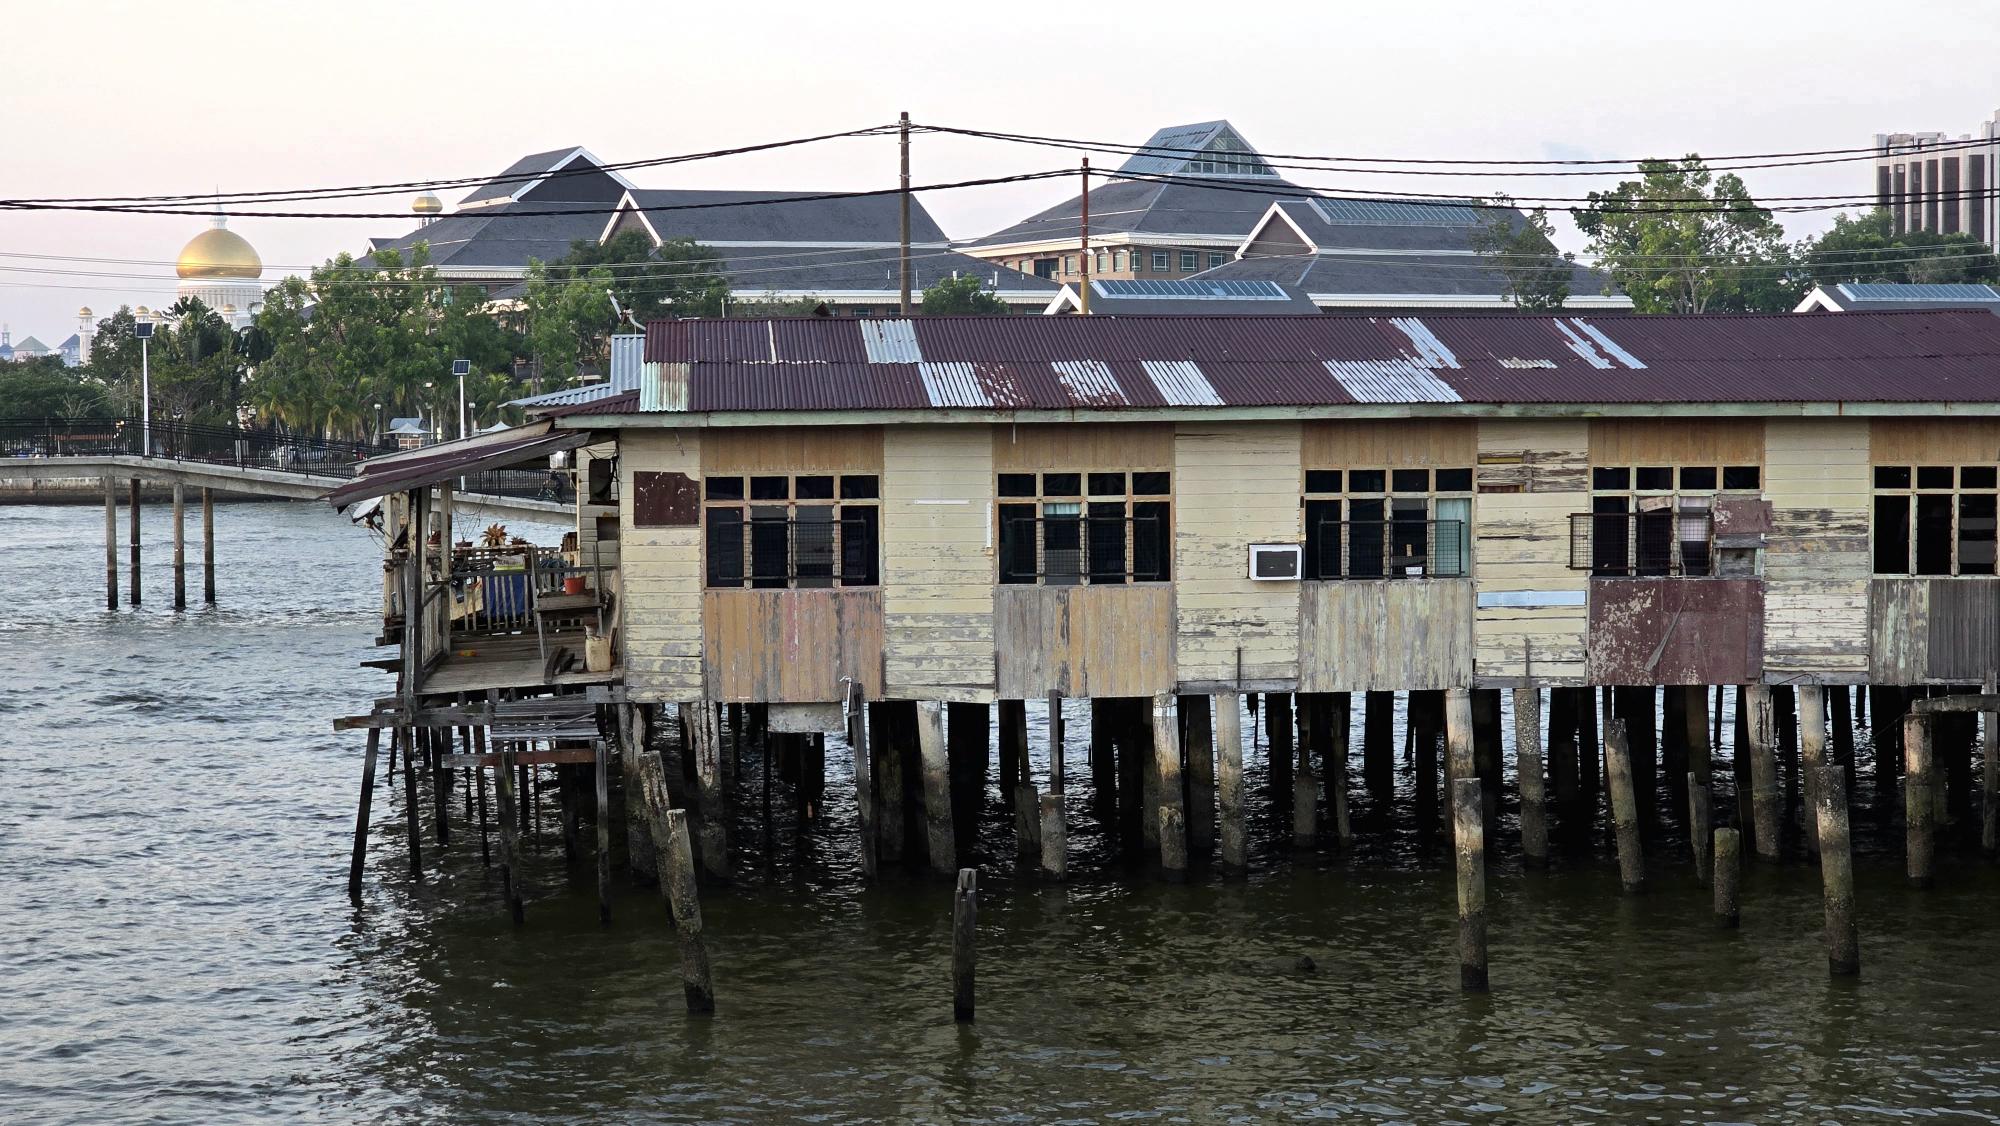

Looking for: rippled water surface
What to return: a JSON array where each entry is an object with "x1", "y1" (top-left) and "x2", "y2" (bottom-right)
[{"x1": 5, "y1": 501, "x2": 2000, "y2": 1124}]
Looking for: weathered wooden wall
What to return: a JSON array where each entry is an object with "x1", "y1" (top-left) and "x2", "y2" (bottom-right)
[
  {"x1": 703, "y1": 425, "x2": 884, "y2": 474},
  {"x1": 994, "y1": 585, "x2": 1175, "y2": 698},
  {"x1": 1587, "y1": 419, "x2": 1765, "y2": 467},
  {"x1": 703, "y1": 589, "x2": 884, "y2": 702},
  {"x1": 1586, "y1": 578, "x2": 1764, "y2": 685},
  {"x1": 1764, "y1": 419, "x2": 1869, "y2": 681},
  {"x1": 574, "y1": 441, "x2": 621, "y2": 572},
  {"x1": 1871, "y1": 577, "x2": 2000, "y2": 683},
  {"x1": 1174, "y1": 422, "x2": 1300, "y2": 690},
  {"x1": 1472, "y1": 420, "x2": 1589, "y2": 686},
  {"x1": 1299, "y1": 580, "x2": 1473, "y2": 691},
  {"x1": 618, "y1": 429, "x2": 704, "y2": 702},
  {"x1": 993, "y1": 422, "x2": 1172, "y2": 471},
  {"x1": 1871, "y1": 419, "x2": 2000, "y2": 466},
  {"x1": 883, "y1": 426, "x2": 995, "y2": 702},
  {"x1": 1301, "y1": 419, "x2": 1476, "y2": 468}
]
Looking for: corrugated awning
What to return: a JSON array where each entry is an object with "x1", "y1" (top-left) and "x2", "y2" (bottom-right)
[{"x1": 325, "y1": 420, "x2": 594, "y2": 510}]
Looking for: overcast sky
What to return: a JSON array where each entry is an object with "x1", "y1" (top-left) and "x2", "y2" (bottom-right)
[{"x1": 2, "y1": 0, "x2": 1993, "y2": 341}]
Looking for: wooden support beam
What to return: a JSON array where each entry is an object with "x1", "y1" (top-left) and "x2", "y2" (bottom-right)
[
  {"x1": 127, "y1": 477, "x2": 141, "y2": 606},
  {"x1": 1689, "y1": 770, "x2": 1712, "y2": 885},
  {"x1": 1800, "y1": 686, "x2": 1828, "y2": 859},
  {"x1": 495, "y1": 740, "x2": 524, "y2": 923},
  {"x1": 1039, "y1": 791, "x2": 1066, "y2": 881},
  {"x1": 1444, "y1": 688, "x2": 1475, "y2": 846},
  {"x1": 1452, "y1": 777, "x2": 1487, "y2": 992},
  {"x1": 1746, "y1": 685, "x2": 1781, "y2": 862},
  {"x1": 171, "y1": 482, "x2": 186, "y2": 611},
  {"x1": 1183, "y1": 694, "x2": 1215, "y2": 855},
  {"x1": 1514, "y1": 687, "x2": 1547, "y2": 866},
  {"x1": 1605, "y1": 716, "x2": 1644, "y2": 894},
  {"x1": 1328, "y1": 693, "x2": 1351, "y2": 851},
  {"x1": 595, "y1": 736, "x2": 612, "y2": 924},
  {"x1": 1906, "y1": 712, "x2": 1935, "y2": 889},
  {"x1": 1217, "y1": 692, "x2": 1246, "y2": 872},
  {"x1": 201, "y1": 486, "x2": 215, "y2": 604},
  {"x1": 690, "y1": 702, "x2": 728, "y2": 880},
  {"x1": 952, "y1": 868, "x2": 976, "y2": 1023},
  {"x1": 663, "y1": 809, "x2": 716, "y2": 1013},
  {"x1": 102, "y1": 476, "x2": 117, "y2": 611},
  {"x1": 402, "y1": 728, "x2": 422, "y2": 879},
  {"x1": 873, "y1": 703, "x2": 904, "y2": 866},
  {"x1": 1815, "y1": 764, "x2": 1859, "y2": 976},
  {"x1": 1152, "y1": 695, "x2": 1187, "y2": 879},
  {"x1": 850, "y1": 688, "x2": 877, "y2": 880},
  {"x1": 917, "y1": 701, "x2": 955, "y2": 877},
  {"x1": 1713, "y1": 828, "x2": 1741, "y2": 928},
  {"x1": 347, "y1": 728, "x2": 380, "y2": 902}
]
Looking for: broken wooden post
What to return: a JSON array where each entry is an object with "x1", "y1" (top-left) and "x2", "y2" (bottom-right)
[
  {"x1": 1815, "y1": 764, "x2": 1859, "y2": 976},
  {"x1": 1217, "y1": 692, "x2": 1246, "y2": 872},
  {"x1": 1906, "y1": 711, "x2": 1935, "y2": 889},
  {"x1": 1039, "y1": 792, "x2": 1066, "y2": 881},
  {"x1": 102, "y1": 476, "x2": 118, "y2": 610},
  {"x1": 1514, "y1": 687, "x2": 1547, "y2": 866},
  {"x1": 347, "y1": 728, "x2": 381, "y2": 902},
  {"x1": 1452, "y1": 777, "x2": 1488, "y2": 992},
  {"x1": 171, "y1": 482, "x2": 186, "y2": 610},
  {"x1": 916, "y1": 701, "x2": 955, "y2": 877},
  {"x1": 127, "y1": 477, "x2": 141, "y2": 606},
  {"x1": 1800, "y1": 686, "x2": 1828, "y2": 859},
  {"x1": 952, "y1": 867, "x2": 977, "y2": 1023},
  {"x1": 1713, "y1": 828, "x2": 1742, "y2": 928},
  {"x1": 201, "y1": 486, "x2": 215, "y2": 604},
  {"x1": 595, "y1": 736, "x2": 612, "y2": 924},
  {"x1": 664, "y1": 808, "x2": 716, "y2": 1014},
  {"x1": 1183, "y1": 695, "x2": 1215, "y2": 855},
  {"x1": 689, "y1": 701, "x2": 728, "y2": 879},
  {"x1": 1746, "y1": 685, "x2": 1782, "y2": 862},
  {"x1": 1605, "y1": 716, "x2": 1644, "y2": 894},
  {"x1": 495, "y1": 742, "x2": 524, "y2": 923},
  {"x1": 1152, "y1": 694, "x2": 1187, "y2": 879}
]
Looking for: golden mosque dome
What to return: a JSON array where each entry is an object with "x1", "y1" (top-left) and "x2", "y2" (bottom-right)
[
  {"x1": 412, "y1": 192, "x2": 444, "y2": 215},
  {"x1": 176, "y1": 218, "x2": 263, "y2": 280}
]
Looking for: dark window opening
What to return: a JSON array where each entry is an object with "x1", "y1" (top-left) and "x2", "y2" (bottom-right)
[
  {"x1": 795, "y1": 475, "x2": 834, "y2": 500},
  {"x1": 1917, "y1": 466, "x2": 1955, "y2": 489},
  {"x1": 1391, "y1": 469, "x2": 1429, "y2": 493},
  {"x1": 706, "y1": 476, "x2": 744, "y2": 501},
  {"x1": 1916, "y1": 493, "x2": 1954, "y2": 575},
  {"x1": 1305, "y1": 470, "x2": 1342, "y2": 493},
  {"x1": 1636, "y1": 466, "x2": 1673, "y2": 491},
  {"x1": 1875, "y1": 466, "x2": 1911, "y2": 489},
  {"x1": 751, "y1": 475, "x2": 789, "y2": 501},
  {"x1": 1963, "y1": 466, "x2": 1998, "y2": 490},
  {"x1": 1591, "y1": 495, "x2": 1630, "y2": 576},
  {"x1": 1088, "y1": 472, "x2": 1126, "y2": 497},
  {"x1": 841, "y1": 506, "x2": 880, "y2": 586},
  {"x1": 1679, "y1": 466, "x2": 1717, "y2": 490},
  {"x1": 1348, "y1": 469, "x2": 1386, "y2": 493},
  {"x1": 749, "y1": 506, "x2": 789, "y2": 587},
  {"x1": 1132, "y1": 472, "x2": 1171, "y2": 496},
  {"x1": 1348, "y1": 498, "x2": 1385, "y2": 578},
  {"x1": 1303, "y1": 499, "x2": 1340, "y2": 579},
  {"x1": 1133, "y1": 502, "x2": 1171, "y2": 581},
  {"x1": 1874, "y1": 494, "x2": 1911, "y2": 574},
  {"x1": 1435, "y1": 468, "x2": 1473, "y2": 492},
  {"x1": 998, "y1": 473, "x2": 1037, "y2": 498},
  {"x1": 839, "y1": 474, "x2": 880, "y2": 500},
  {"x1": 999, "y1": 504, "x2": 1037, "y2": 584},
  {"x1": 1043, "y1": 473, "x2": 1081, "y2": 497},
  {"x1": 1722, "y1": 466, "x2": 1761, "y2": 490},
  {"x1": 1593, "y1": 467, "x2": 1630, "y2": 490},
  {"x1": 1959, "y1": 494, "x2": 1997, "y2": 575},
  {"x1": 706, "y1": 508, "x2": 743, "y2": 586},
  {"x1": 1087, "y1": 502, "x2": 1128, "y2": 584}
]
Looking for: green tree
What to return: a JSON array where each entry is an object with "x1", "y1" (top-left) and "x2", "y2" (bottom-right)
[
  {"x1": 1799, "y1": 208, "x2": 2000, "y2": 287},
  {"x1": 521, "y1": 232, "x2": 730, "y2": 388},
  {"x1": 1468, "y1": 198, "x2": 1573, "y2": 312},
  {"x1": 920, "y1": 273, "x2": 1009, "y2": 314},
  {"x1": 1575, "y1": 157, "x2": 1802, "y2": 313},
  {"x1": 0, "y1": 355, "x2": 108, "y2": 418}
]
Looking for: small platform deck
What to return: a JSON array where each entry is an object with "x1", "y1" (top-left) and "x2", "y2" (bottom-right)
[{"x1": 367, "y1": 628, "x2": 620, "y2": 696}]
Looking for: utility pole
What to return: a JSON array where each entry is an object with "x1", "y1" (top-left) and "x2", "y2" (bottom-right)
[
  {"x1": 898, "y1": 111, "x2": 912, "y2": 315},
  {"x1": 1079, "y1": 158, "x2": 1091, "y2": 315}
]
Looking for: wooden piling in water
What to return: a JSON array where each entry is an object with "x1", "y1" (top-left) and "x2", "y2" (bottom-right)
[
  {"x1": 431, "y1": 729, "x2": 451, "y2": 848},
  {"x1": 1689, "y1": 771, "x2": 1713, "y2": 884},
  {"x1": 870, "y1": 703, "x2": 904, "y2": 865},
  {"x1": 1906, "y1": 711, "x2": 1935, "y2": 889},
  {"x1": 1746, "y1": 685, "x2": 1782, "y2": 862},
  {"x1": 663, "y1": 809, "x2": 716, "y2": 1014},
  {"x1": 200, "y1": 487, "x2": 215, "y2": 604},
  {"x1": 495, "y1": 743, "x2": 524, "y2": 923},
  {"x1": 1183, "y1": 695, "x2": 1215, "y2": 855},
  {"x1": 850, "y1": 691, "x2": 877, "y2": 879},
  {"x1": 127, "y1": 478, "x2": 141, "y2": 606},
  {"x1": 1548, "y1": 687, "x2": 1578, "y2": 812},
  {"x1": 595, "y1": 737, "x2": 612, "y2": 923},
  {"x1": 1452, "y1": 777, "x2": 1488, "y2": 992},
  {"x1": 1800, "y1": 686, "x2": 1828, "y2": 859},
  {"x1": 1687, "y1": 684, "x2": 1713, "y2": 873},
  {"x1": 689, "y1": 702, "x2": 728, "y2": 880},
  {"x1": 1328, "y1": 692, "x2": 1351, "y2": 850},
  {"x1": 1364, "y1": 690, "x2": 1394, "y2": 797},
  {"x1": 1814, "y1": 763, "x2": 1859, "y2": 976},
  {"x1": 916, "y1": 701, "x2": 955, "y2": 877},
  {"x1": 952, "y1": 868, "x2": 977, "y2": 1023},
  {"x1": 1713, "y1": 828, "x2": 1741, "y2": 928},
  {"x1": 1153, "y1": 695, "x2": 1188, "y2": 878},
  {"x1": 1605, "y1": 717, "x2": 1644, "y2": 893},
  {"x1": 1217, "y1": 692, "x2": 1246, "y2": 872},
  {"x1": 1443, "y1": 689, "x2": 1474, "y2": 840},
  {"x1": 170, "y1": 483, "x2": 186, "y2": 610},
  {"x1": 998, "y1": 699, "x2": 1024, "y2": 797},
  {"x1": 475, "y1": 731, "x2": 491, "y2": 867},
  {"x1": 401, "y1": 728, "x2": 422, "y2": 878},
  {"x1": 1983, "y1": 675, "x2": 1998, "y2": 857},
  {"x1": 347, "y1": 728, "x2": 381, "y2": 902},
  {"x1": 102, "y1": 476, "x2": 118, "y2": 610},
  {"x1": 1514, "y1": 687, "x2": 1548, "y2": 866}
]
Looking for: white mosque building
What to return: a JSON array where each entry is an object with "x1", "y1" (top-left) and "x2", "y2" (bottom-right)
[{"x1": 174, "y1": 214, "x2": 265, "y2": 328}]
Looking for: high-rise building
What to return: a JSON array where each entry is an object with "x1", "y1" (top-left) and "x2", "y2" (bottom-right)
[{"x1": 1873, "y1": 112, "x2": 2000, "y2": 243}]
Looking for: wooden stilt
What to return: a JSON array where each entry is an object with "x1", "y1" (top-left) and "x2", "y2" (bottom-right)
[
  {"x1": 998, "y1": 699, "x2": 1024, "y2": 798},
  {"x1": 1328, "y1": 693, "x2": 1351, "y2": 850},
  {"x1": 432, "y1": 729, "x2": 451, "y2": 848},
  {"x1": 1452, "y1": 777, "x2": 1488, "y2": 992},
  {"x1": 494, "y1": 742, "x2": 523, "y2": 922},
  {"x1": 402, "y1": 728, "x2": 422, "y2": 878},
  {"x1": 201, "y1": 487, "x2": 215, "y2": 604},
  {"x1": 475, "y1": 735, "x2": 491, "y2": 867},
  {"x1": 595, "y1": 736, "x2": 612, "y2": 924},
  {"x1": 916, "y1": 701, "x2": 955, "y2": 877},
  {"x1": 347, "y1": 728, "x2": 381, "y2": 902},
  {"x1": 1216, "y1": 692, "x2": 1246, "y2": 872},
  {"x1": 1713, "y1": 828, "x2": 1741, "y2": 928},
  {"x1": 1514, "y1": 687, "x2": 1547, "y2": 865},
  {"x1": 690, "y1": 701, "x2": 727, "y2": 879},
  {"x1": 171, "y1": 483, "x2": 186, "y2": 610},
  {"x1": 1815, "y1": 763, "x2": 1859, "y2": 976},
  {"x1": 1039, "y1": 792, "x2": 1067, "y2": 881},
  {"x1": 1364, "y1": 690, "x2": 1394, "y2": 797},
  {"x1": 663, "y1": 809, "x2": 716, "y2": 1013},
  {"x1": 1292, "y1": 695, "x2": 1317, "y2": 851},
  {"x1": 1687, "y1": 684, "x2": 1713, "y2": 872},
  {"x1": 1605, "y1": 717, "x2": 1644, "y2": 894},
  {"x1": 876, "y1": 702, "x2": 907, "y2": 865},
  {"x1": 618, "y1": 705, "x2": 653, "y2": 881},
  {"x1": 952, "y1": 867, "x2": 976, "y2": 1023},
  {"x1": 1152, "y1": 694, "x2": 1187, "y2": 879},
  {"x1": 1983, "y1": 674, "x2": 1998, "y2": 857},
  {"x1": 127, "y1": 478, "x2": 141, "y2": 606},
  {"x1": 1444, "y1": 689, "x2": 1475, "y2": 841},
  {"x1": 1800, "y1": 686, "x2": 1828, "y2": 859},
  {"x1": 851, "y1": 689, "x2": 878, "y2": 880},
  {"x1": 103, "y1": 476, "x2": 118, "y2": 610},
  {"x1": 1689, "y1": 771, "x2": 1712, "y2": 885},
  {"x1": 1548, "y1": 687, "x2": 1578, "y2": 811},
  {"x1": 1906, "y1": 711, "x2": 1935, "y2": 888},
  {"x1": 1746, "y1": 685, "x2": 1781, "y2": 862},
  {"x1": 1183, "y1": 695, "x2": 1216, "y2": 855}
]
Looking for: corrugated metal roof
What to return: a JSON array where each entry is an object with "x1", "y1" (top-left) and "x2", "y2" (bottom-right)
[{"x1": 632, "y1": 310, "x2": 2000, "y2": 412}]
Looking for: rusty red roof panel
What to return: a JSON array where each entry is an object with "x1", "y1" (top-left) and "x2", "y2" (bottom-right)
[{"x1": 639, "y1": 310, "x2": 2000, "y2": 409}]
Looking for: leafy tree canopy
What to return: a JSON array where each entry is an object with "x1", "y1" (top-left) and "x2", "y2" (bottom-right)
[
  {"x1": 1575, "y1": 157, "x2": 1802, "y2": 314},
  {"x1": 921, "y1": 273, "x2": 1009, "y2": 315},
  {"x1": 0, "y1": 356, "x2": 108, "y2": 419},
  {"x1": 1799, "y1": 208, "x2": 2000, "y2": 287},
  {"x1": 1467, "y1": 198, "x2": 1573, "y2": 312}
]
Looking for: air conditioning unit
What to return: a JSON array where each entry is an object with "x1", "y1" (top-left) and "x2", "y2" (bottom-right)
[{"x1": 1248, "y1": 543, "x2": 1302, "y2": 581}]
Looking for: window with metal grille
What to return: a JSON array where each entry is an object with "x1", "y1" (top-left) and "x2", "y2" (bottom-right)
[
  {"x1": 703, "y1": 473, "x2": 880, "y2": 588},
  {"x1": 1580, "y1": 463, "x2": 1757, "y2": 576},
  {"x1": 997, "y1": 470, "x2": 1171, "y2": 584},
  {"x1": 1179, "y1": 250, "x2": 1198, "y2": 271},
  {"x1": 1301, "y1": 467, "x2": 1472, "y2": 579},
  {"x1": 1872, "y1": 464, "x2": 1998, "y2": 576}
]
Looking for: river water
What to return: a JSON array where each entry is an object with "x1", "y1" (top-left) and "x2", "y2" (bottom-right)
[{"x1": 5, "y1": 500, "x2": 2000, "y2": 1124}]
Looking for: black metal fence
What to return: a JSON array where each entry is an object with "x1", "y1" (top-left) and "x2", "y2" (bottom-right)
[
  {"x1": 1569, "y1": 510, "x2": 1715, "y2": 576},
  {"x1": 0, "y1": 416, "x2": 391, "y2": 477},
  {"x1": 1307, "y1": 518, "x2": 1468, "y2": 579}
]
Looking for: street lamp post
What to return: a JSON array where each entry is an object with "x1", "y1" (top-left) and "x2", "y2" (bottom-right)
[
  {"x1": 452, "y1": 359, "x2": 470, "y2": 440},
  {"x1": 373, "y1": 403, "x2": 383, "y2": 446},
  {"x1": 134, "y1": 306, "x2": 156, "y2": 457}
]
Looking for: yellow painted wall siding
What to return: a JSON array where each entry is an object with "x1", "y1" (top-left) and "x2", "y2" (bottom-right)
[
  {"x1": 575, "y1": 442, "x2": 620, "y2": 572},
  {"x1": 1173, "y1": 422, "x2": 1301, "y2": 688},
  {"x1": 1764, "y1": 420, "x2": 1870, "y2": 677},
  {"x1": 618, "y1": 429, "x2": 704, "y2": 702},
  {"x1": 1474, "y1": 420, "x2": 1590, "y2": 684},
  {"x1": 883, "y1": 426, "x2": 995, "y2": 701}
]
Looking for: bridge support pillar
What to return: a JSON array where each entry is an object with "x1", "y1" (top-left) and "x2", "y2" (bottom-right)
[
  {"x1": 127, "y1": 478, "x2": 141, "y2": 607},
  {"x1": 202, "y1": 487, "x2": 216, "y2": 604}
]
